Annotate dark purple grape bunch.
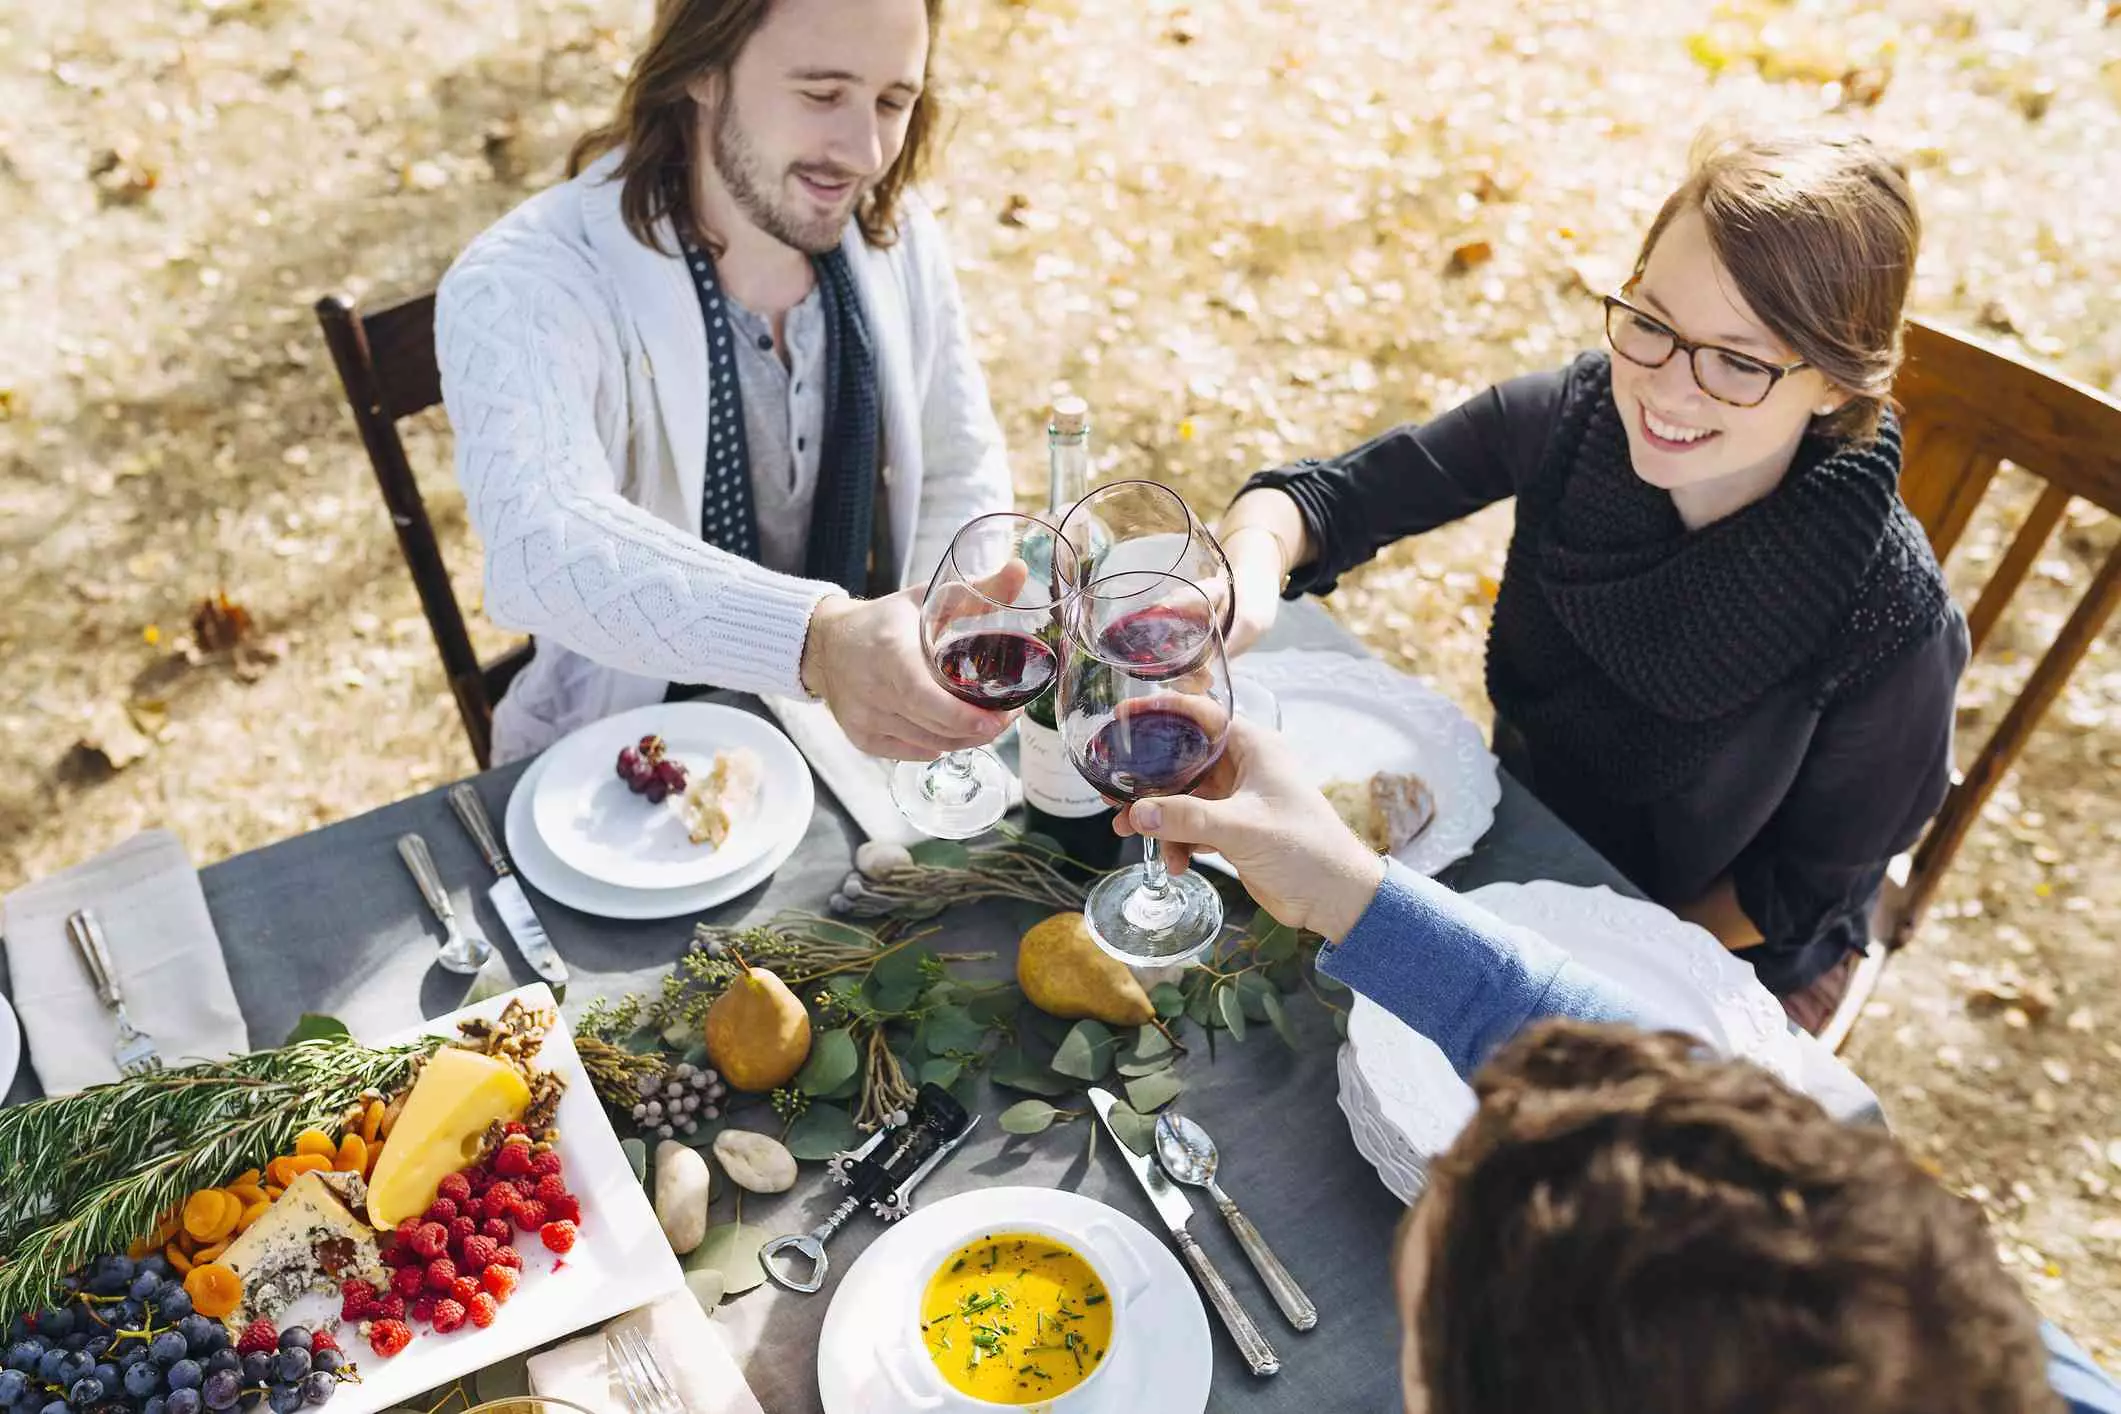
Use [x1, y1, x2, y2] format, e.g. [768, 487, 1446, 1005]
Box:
[616, 734, 687, 804]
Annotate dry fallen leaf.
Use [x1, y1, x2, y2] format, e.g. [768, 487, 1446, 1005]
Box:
[1446, 240, 1494, 275]
[192, 591, 254, 652]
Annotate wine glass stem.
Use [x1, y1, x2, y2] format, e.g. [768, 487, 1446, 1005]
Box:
[1139, 834, 1171, 898]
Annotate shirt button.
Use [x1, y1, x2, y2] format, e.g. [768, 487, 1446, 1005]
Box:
[793, 381, 802, 394]
[797, 437, 807, 451]
[757, 334, 773, 351]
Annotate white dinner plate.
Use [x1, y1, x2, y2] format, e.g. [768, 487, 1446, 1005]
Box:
[0, 990, 20, 1098]
[507, 742, 813, 921]
[818, 1186, 1212, 1414]
[1199, 650, 1500, 879]
[303, 984, 683, 1414]
[531, 703, 811, 891]
[1342, 882, 1808, 1197]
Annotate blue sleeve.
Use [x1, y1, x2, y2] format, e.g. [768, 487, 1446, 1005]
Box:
[2046, 1324, 2121, 1413]
[1316, 859, 1661, 1079]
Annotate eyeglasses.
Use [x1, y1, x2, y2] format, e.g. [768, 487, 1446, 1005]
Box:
[1602, 295, 1808, 408]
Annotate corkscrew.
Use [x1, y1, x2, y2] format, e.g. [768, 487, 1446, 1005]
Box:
[758, 1084, 977, 1294]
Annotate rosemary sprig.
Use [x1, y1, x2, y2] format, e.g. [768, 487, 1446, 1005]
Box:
[0, 1036, 432, 1321]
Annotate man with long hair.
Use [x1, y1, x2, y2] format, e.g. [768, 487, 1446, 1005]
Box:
[437, 0, 1014, 763]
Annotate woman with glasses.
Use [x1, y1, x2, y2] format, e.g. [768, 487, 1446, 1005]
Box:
[1217, 132, 1966, 1033]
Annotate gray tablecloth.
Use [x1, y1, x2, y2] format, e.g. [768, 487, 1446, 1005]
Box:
[0, 603, 1875, 1412]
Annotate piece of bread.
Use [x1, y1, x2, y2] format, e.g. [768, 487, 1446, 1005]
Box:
[1324, 770, 1437, 854]
[680, 748, 763, 847]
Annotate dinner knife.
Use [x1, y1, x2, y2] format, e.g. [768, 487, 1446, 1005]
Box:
[447, 783, 569, 986]
[1087, 1086, 1280, 1377]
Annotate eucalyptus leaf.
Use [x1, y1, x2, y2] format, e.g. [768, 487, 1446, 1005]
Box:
[1051, 1020, 1119, 1081]
[1124, 1068, 1186, 1113]
[1261, 989, 1299, 1051]
[1132, 1024, 1173, 1061]
[919, 1058, 964, 1090]
[1217, 985, 1248, 1042]
[909, 839, 973, 870]
[819, 1070, 863, 1103]
[1236, 971, 1277, 1022]
[1016, 832, 1066, 857]
[998, 1100, 1060, 1135]
[1104, 1101, 1158, 1156]
[868, 974, 926, 1014]
[990, 1048, 1074, 1097]
[1333, 1008, 1350, 1040]
[283, 1014, 350, 1046]
[1254, 920, 1301, 965]
[810, 919, 877, 950]
[1313, 971, 1353, 998]
[1186, 983, 1216, 1029]
[1116, 1055, 1176, 1078]
[683, 1221, 770, 1297]
[967, 986, 1024, 1025]
[784, 1103, 861, 1161]
[924, 1004, 986, 1057]
[1151, 984, 1186, 1020]
[795, 1028, 860, 1096]
[621, 1137, 649, 1185]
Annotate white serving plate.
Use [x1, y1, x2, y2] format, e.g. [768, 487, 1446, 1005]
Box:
[531, 702, 812, 891]
[507, 732, 813, 921]
[0, 990, 20, 1098]
[817, 1187, 1211, 1414]
[1341, 882, 1807, 1198]
[1200, 650, 1500, 879]
[301, 983, 683, 1414]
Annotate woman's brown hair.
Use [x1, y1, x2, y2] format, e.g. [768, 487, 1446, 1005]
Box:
[1405, 1021, 2057, 1414]
[568, 0, 945, 255]
[1632, 131, 1921, 443]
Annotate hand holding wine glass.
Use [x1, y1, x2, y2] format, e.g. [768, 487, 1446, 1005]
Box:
[1059, 572, 1234, 964]
[889, 513, 1077, 839]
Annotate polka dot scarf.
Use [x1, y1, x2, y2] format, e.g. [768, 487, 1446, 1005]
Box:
[675, 223, 882, 597]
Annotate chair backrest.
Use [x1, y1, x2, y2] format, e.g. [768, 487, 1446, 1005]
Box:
[315, 291, 529, 770]
[1881, 316, 2121, 942]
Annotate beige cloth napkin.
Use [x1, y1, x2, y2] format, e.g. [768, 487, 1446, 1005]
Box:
[528, 1292, 764, 1414]
[765, 696, 1021, 846]
[1, 829, 248, 1092]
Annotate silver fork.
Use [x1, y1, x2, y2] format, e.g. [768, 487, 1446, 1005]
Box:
[66, 909, 161, 1075]
[606, 1323, 683, 1414]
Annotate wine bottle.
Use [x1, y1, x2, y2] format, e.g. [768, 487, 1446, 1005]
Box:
[1021, 398, 1123, 868]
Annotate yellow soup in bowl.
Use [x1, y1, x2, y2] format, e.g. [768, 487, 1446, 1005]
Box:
[919, 1231, 1115, 1405]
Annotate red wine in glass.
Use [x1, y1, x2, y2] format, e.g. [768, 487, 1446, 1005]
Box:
[1074, 705, 1221, 804]
[1097, 603, 1212, 681]
[932, 629, 1058, 712]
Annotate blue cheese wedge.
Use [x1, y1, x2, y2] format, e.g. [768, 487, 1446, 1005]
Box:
[218, 1170, 388, 1326]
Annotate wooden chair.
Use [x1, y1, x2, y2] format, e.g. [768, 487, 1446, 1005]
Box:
[1820, 317, 2121, 1051]
[315, 291, 532, 770]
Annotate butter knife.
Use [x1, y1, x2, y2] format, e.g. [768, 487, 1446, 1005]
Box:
[1087, 1087, 1279, 1377]
[448, 782, 568, 985]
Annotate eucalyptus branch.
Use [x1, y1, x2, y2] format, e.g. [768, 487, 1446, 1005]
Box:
[831, 834, 1090, 920]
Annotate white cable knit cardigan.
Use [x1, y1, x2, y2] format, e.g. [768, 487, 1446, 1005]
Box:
[437, 150, 1014, 763]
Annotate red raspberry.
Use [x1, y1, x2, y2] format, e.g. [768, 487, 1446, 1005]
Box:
[466, 1292, 499, 1329]
[467, 1169, 495, 1196]
[480, 1265, 519, 1303]
[409, 1222, 450, 1260]
[366, 1320, 412, 1358]
[395, 1218, 423, 1247]
[451, 1277, 481, 1306]
[410, 1295, 438, 1326]
[390, 1265, 425, 1301]
[424, 1258, 459, 1293]
[539, 1220, 578, 1255]
[528, 1150, 563, 1179]
[424, 1197, 459, 1225]
[431, 1298, 467, 1334]
[512, 1199, 549, 1231]
[338, 1280, 377, 1323]
[372, 1294, 407, 1322]
[544, 1192, 582, 1226]
[435, 1172, 473, 1205]
[481, 1183, 522, 1221]
[382, 1241, 420, 1269]
[503, 1121, 529, 1137]
[309, 1329, 340, 1355]
[236, 1320, 279, 1357]
[448, 1217, 479, 1251]
[494, 1244, 523, 1271]
[459, 1236, 498, 1273]
[493, 1141, 534, 1179]
[532, 1175, 570, 1208]
[481, 1217, 513, 1245]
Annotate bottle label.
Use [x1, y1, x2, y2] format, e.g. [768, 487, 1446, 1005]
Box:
[1019, 717, 1106, 819]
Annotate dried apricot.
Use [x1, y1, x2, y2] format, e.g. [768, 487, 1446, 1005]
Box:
[183, 1262, 243, 1319]
[266, 1156, 298, 1188]
[192, 1239, 230, 1263]
[294, 1130, 337, 1160]
[360, 1099, 386, 1144]
[182, 1190, 236, 1244]
[264, 1185, 284, 1200]
[335, 1134, 368, 1174]
[227, 1182, 268, 1208]
[235, 1199, 271, 1233]
[163, 1242, 194, 1275]
[283, 1154, 332, 1180]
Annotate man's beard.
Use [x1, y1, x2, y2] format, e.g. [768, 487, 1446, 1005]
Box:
[710, 91, 861, 255]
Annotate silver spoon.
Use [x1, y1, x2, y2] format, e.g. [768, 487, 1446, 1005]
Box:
[1155, 1111, 1318, 1330]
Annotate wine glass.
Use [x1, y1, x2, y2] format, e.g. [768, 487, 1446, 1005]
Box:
[1058, 572, 1233, 964]
[890, 512, 1078, 839]
[1056, 480, 1234, 636]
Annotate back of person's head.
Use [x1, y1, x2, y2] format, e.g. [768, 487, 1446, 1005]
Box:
[1633, 130, 1919, 442]
[1399, 1021, 2058, 1414]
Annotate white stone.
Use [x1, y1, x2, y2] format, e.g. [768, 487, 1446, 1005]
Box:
[713, 1129, 799, 1194]
[654, 1141, 712, 1255]
[855, 841, 914, 879]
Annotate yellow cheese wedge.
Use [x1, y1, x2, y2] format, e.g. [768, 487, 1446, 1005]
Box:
[365, 1048, 531, 1228]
